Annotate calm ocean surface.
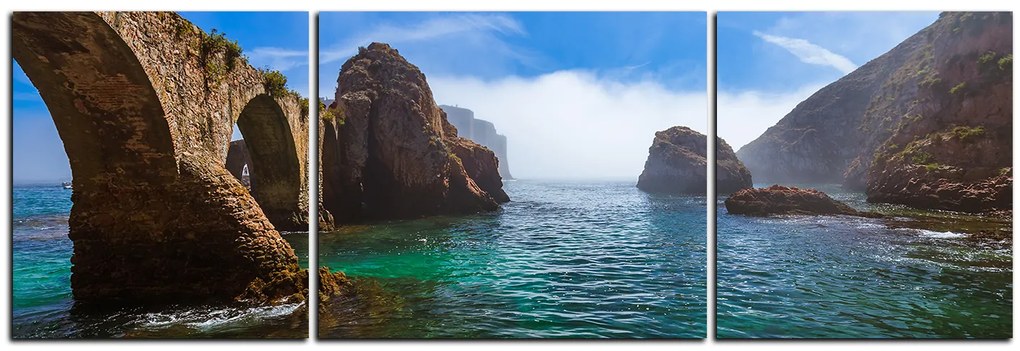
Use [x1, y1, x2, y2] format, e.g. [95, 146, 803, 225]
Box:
[11, 185, 309, 338]
[717, 184, 1012, 338]
[319, 179, 708, 338]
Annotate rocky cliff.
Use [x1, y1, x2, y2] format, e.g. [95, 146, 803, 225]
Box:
[320, 43, 509, 223]
[637, 127, 718, 194]
[736, 12, 1011, 213]
[440, 105, 513, 179]
[867, 13, 1012, 212]
[717, 137, 754, 194]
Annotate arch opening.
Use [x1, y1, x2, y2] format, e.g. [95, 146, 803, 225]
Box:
[227, 94, 306, 231]
[13, 12, 304, 305]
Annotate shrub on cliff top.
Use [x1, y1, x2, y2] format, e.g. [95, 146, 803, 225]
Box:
[260, 68, 289, 96]
[202, 29, 243, 71]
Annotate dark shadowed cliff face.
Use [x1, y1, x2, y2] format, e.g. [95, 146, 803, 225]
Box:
[638, 127, 711, 194]
[440, 105, 513, 180]
[717, 137, 754, 194]
[867, 12, 1012, 212]
[321, 43, 508, 223]
[736, 12, 1011, 213]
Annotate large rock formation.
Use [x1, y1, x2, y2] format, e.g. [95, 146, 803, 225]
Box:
[440, 105, 513, 179]
[12, 12, 309, 305]
[637, 127, 706, 194]
[866, 13, 1012, 212]
[725, 185, 878, 217]
[637, 126, 750, 194]
[717, 137, 754, 194]
[320, 43, 509, 223]
[736, 12, 1011, 213]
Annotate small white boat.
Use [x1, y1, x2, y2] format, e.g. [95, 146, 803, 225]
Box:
[61, 181, 72, 190]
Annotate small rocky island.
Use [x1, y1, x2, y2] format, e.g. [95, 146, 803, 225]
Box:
[725, 185, 880, 217]
[319, 43, 509, 223]
[637, 126, 751, 194]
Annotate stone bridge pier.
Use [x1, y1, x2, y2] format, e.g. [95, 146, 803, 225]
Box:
[12, 12, 310, 304]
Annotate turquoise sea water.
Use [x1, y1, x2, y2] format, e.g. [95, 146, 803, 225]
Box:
[11, 185, 309, 338]
[717, 184, 1012, 338]
[319, 179, 708, 338]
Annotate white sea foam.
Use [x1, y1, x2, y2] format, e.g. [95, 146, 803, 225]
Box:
[138, 302, 303, 331]
[916, 229, 966, 239]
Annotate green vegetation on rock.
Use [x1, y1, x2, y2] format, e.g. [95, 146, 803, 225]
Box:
[949, 82, 967, 94]
[999, 54, 1012, 71]
[949, 125, 985, 142]
[202, 29, 243, 72]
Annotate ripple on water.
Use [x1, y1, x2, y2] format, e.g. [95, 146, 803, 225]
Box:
[12, 185, 311, 339]
[320, 180, 707, 338]
[717, 189, 1012, 339]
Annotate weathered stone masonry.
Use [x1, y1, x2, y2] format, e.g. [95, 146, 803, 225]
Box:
[12, 12, 310, 304]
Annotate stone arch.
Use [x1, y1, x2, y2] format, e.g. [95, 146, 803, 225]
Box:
[228, 94, 306, 231]
[12, 12, 303, 305]
[12, 12, 179, 187]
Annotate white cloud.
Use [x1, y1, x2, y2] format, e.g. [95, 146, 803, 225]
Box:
[430, 71, 707, 180]
[753, 31, 857, 74]
[246, 47, 308, 72]
[320, 14, 525, 65]
[717, 83, 826, 151]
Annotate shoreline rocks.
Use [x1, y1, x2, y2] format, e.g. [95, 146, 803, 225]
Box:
[725, 185, 880, 217]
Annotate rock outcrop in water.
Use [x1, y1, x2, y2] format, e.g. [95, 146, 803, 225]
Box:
[638, 126, 750, 194]
[440, 105, 513, 180]
[320, 43, 509, 223]
[736, 12, 1012, 213]
[725, 185, 879, 217]
[717, 137, 754, 194]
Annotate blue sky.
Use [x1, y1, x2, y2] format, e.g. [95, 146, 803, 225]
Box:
[717, 12, 939, 149]
[319, 12, 708, 179]
[13, 12, 308, 184]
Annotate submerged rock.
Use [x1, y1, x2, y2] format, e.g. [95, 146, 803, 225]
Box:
[318, 267, 353, 303]
[725, 185, 880, 217]
[637, 126, 750, 194]
[320, 43, 508, 222]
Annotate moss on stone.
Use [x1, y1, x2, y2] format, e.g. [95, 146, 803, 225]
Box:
[949, 125, 985, 142]
[999, 54, 1012, 71]
[949, 82, 967, 94]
